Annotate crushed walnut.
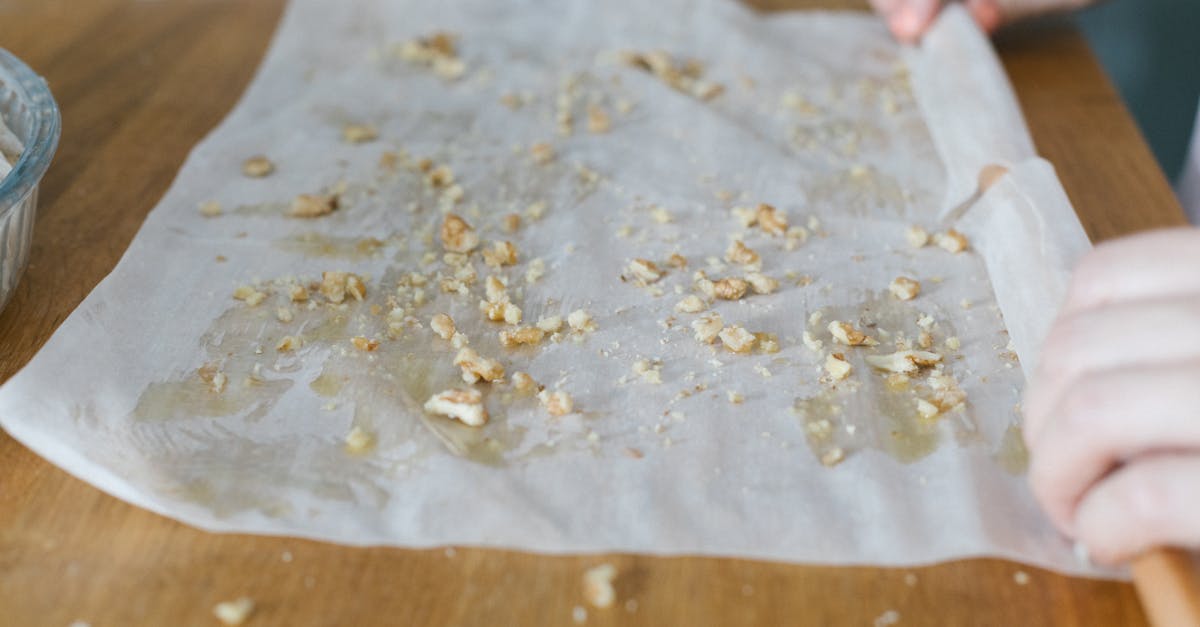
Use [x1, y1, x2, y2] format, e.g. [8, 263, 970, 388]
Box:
[530, 142, 556, 165]
[586, 104, 611, 134]
[828, 321, 877, 346]
[512, 371, 539, 394]
[864, 350, 942, 373]
[582, 563, 618, 609]
[287, 193, 337, 218]
[674, 295, 706, 313]
[320, 271, 366, 303]
[724, 240, 760, 266]
[906, 225, 929, 248]
[233, 285, 266, 307]
[691, 312, 723, 344]
[342, 123, 378, 144]
[718, 325, 757, 353]
[199, 200, 223, 217]
[632, 359, 663, 384]
[499, 326, 545, 347]
[713, 277, 748, 300]
[627, 258, 664, 285]
[618, 50, 724, 101]
[934, 229, 969, 253]
[756, 203, 788, 236]
[567, 309, 597, 333]
[431, 313, 456, 340]
[482, 241, 518, 268]
[888, 276, 920, 301]
[344, 425, 374, 453]
[241, 155, 274, 178]
[396, 31, 465, 79]
[537, 315, 564, 333]
[276, 335, 302, 352]
[745, 272, 779, 295]
[454, 347, 504, 383]
[824, 353, 852, 381]
[440, 213, 480, 253]
[538, 389, 575, 416]
[424, 387, 488, 426]
[351, 336, 380, 352]
[288, 284, 309, 302]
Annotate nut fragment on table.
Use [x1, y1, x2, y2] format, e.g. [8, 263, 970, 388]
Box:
[198, 200, 223, 217]
[512, 371, 540, 394]
[934, 229, 969, 253]
[713, 277, 748, 300]
[241, 155, 274, 178]
[618, 50, 724, 100]
[888, 276, 920, 301]
[320, 271, 366, 303]
[441, 213, 480, 252]
[756, 203, 788, 236]
[424, 387, 488, 426]
[397, 31, 465, 79]
[213, 597, 255, 626]
[499, 326, 545, 347]
[824, 353, 852, 381]
[745, 272, 778, 295]
[718, 325, 757, 353]
[582, 563, 618, 609]
[342, 123, 378, 144]
[454, 347, 504, 383]
[567, 309, 597, 333]
[821, 446, 846, 467]
[288, 284, 309, 302]
[632, 359, 663, 384]
[828, 321, 877, 346]
[537, 315, 564, 333]
[344, 425, 374, 452]
[530, 142, 556, 165]
[276, 335, 302, 352]
[538, 389, 575, 416]
[287, 193, 337, 218]
[864, 350, 942, 373]
[351, 336, 380, 352]
[627, 258, 664, 285]
[586, 105, 611, 134]
[233, 285, 266, 306]
[724, 239, 759, 266]
[905, 225, 929, 248]
[674, 295, 706, 313]
[482, 241, 519, 267]
[691, 312, 723, 344]
[431, 313, 456, 340]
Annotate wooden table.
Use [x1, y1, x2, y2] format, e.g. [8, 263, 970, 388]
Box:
[0, 1, 1186, 625]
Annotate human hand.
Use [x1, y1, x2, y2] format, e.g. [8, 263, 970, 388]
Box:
[1023, 228, 1200, 564]
[869, 0, 1095, 43]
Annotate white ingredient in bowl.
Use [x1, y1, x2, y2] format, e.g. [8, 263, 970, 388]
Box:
[0, 111, 22, 181]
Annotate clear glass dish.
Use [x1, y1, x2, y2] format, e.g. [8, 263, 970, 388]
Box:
[0, 48, 61, 314]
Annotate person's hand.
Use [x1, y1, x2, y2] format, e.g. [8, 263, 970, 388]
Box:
[869, 0, 1095, 43]
[1023, 228, 1200, 564]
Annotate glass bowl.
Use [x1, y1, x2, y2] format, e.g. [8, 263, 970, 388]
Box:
[0, 47, 61, 314]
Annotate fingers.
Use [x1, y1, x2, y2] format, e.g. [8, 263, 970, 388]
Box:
[1023, 294, 1200, 442]
[870, 0, 943, 43]
[1027, 363, 1200, 534]
[1073, 454, 1200, 564]
[1063, 228, 1200, 317]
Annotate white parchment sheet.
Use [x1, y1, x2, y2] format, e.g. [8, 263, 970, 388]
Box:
[0, 0, 1102, 575]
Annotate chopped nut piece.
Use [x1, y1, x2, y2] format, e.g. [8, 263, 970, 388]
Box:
[583, 563, 618, 609]
[627, 258, 664, 284]
[889, 276, 921, 301]
[745, 272, 779, 295]
[568, 309, 597, 333]
[530, 142, 556, 165]
[351, 336, 380, 352]
[727, 391, 745, 404]
[632, 359, 663, 384]
[287, 193, 337, 218]
[440, 213, 480, 253]
[512, 371, 539, 394]
[824, 353, 852, 381]
[864, 350, 943, 373]
[213, 597, 255, 626]
[674, 295, 706, 313]
[276, 307, 293, 323]
[241, 155, 274, 178]
[503, 213, 521, 233]
[499, 326, 545, 347]
[650, 206, 672, 224]
[288, 284, 309, 302]
[713, 277, 749, 300]
[484, 275, 508, 303]
[802, 331, 823, 352]
[619, 50, 723, 101]
[397, 32, 465, 79]
[691, 312, 724, 344]
[344, 425, 374, 452]
[525, 258, 547, 285]
[209, 371, 228, 394]
[916, 398, 940, 419]
[454, 347, 504, 383]
[431, 313, 456, 340]
[482, 241, 518, 268]
[233, 285, 266, 307]
[918, 331, 933, 349]
[198, 200, 222, 217]
[450, 332, 469, 348]
[586, 104, 611, 134]
[538, 389, 574, 416]
[945, 336, 961, 350]
[276, 335, 302, 352]
[342, 123, 378, 144]
[320, 271, 366, 303]
[666, 253, 687, 268]
[934, 229, 969, 253]
[424, 387, 488, 426]
[756, 203, 788, 236]
[724, 239, 760, 266]
[482, 300, 522, 324]
[537, 315, 564, 333]
[906, 225, 929, 248]
[755, 332, 780, 354]
[731, 206, 758, 228]
[718, 325, 757, 353]
[828, 321, 877, 346]
[820, 447, 846, 467]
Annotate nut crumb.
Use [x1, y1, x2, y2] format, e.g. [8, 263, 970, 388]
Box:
[233, 285, 266, 307]
[821, 446, 846, 467]
[568, 309, 597, 333]
[288, 284, 309, 302]
[538, 389, 574, 416]
[713, 277, 749, 300]
[674, 295, 706, 313]
[945, 336, 961, 350]
[718, 325, 757, 353]
[276, 307, 294, 323]
[627, 258, 664, 285]
[530, 142, 556, 165]
[583, 563, 618, 609]
[424, 388, 488, 426]
[341, 123, 378, 144]
[499, 326, 545, 347]
[586, 104, 611, 134]
[537, 315, 564, 333]
[888, 276, 921, 301]
[454, 347, 504, 383]
[276, 335, 302, 352]
[802, 331, 823, 352]
[864, 350, 942, 373]
[441, 213, 480, 253]
[756, 203, 788, 236]
[287, 193, 337, 218]
[724, 240, 760, 266]
[351, 336, 379, 352]
[824, 353, 852, 381]
[320, 271, 366, 303]
[727, 391, 744, 404]
[242, 155, 274, 178]
[199, 200, 223, 217]
[745, 272, 779, 295]
[691, 312, 724, 344]
[828, 321, 877, 346]
[209, 371, 228, 394]
[482, 241, 518, 268]
[431, 313, 456, 340]
[503, 213, 521, 232]
[934, 229, 969, 253]
[632, 359, 663, 384]
[512, 371, 539, 394]
[344, 425, 374, 452]
[213, 597, 255, 626]
[906, 225, 929, 248]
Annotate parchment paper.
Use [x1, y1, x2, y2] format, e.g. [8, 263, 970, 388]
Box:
[0, 0, 1103, 576]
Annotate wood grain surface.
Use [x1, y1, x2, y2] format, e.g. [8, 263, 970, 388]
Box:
[0, 1, 1187, 625]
